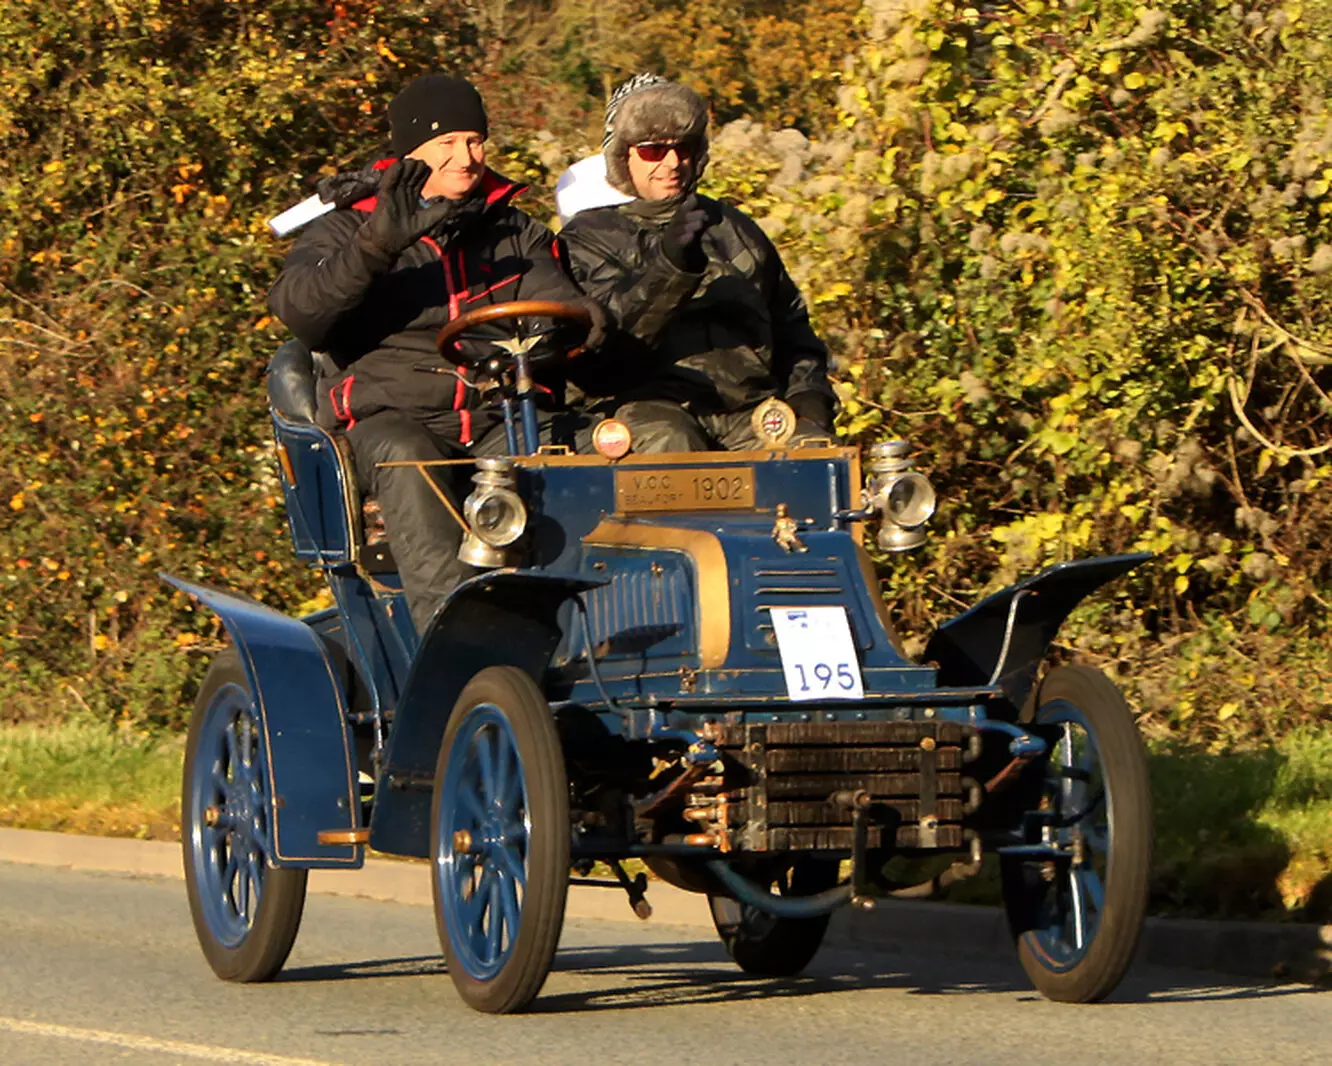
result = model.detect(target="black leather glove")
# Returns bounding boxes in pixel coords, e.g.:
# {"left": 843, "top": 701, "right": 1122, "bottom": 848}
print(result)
{"left": 356, "top": 159, "right": 460, "bottom": 260}
{"left": 315, "top": 163, "right": 383, "bottom": 209}
{"left": 661, "top": 194, "right": 709, "bottom": 273}
{"left": 787, "top": 391, "right": 836, "bottom": 432}
{"left": 573, "top": 296, "right": 609, "bottom": 350}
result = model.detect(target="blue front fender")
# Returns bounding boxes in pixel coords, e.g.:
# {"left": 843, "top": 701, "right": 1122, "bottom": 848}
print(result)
{"left": 162, "top": 575, "right": 361, "bottom": 868}
{"left": 370, "top": 568, "right": 606, "bottom": 858}
{"left": 921, "top": 553, "right": 1152, "bottom": 713}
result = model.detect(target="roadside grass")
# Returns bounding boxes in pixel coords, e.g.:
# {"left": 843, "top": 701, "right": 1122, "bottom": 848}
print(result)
{"left": 1149, "top": 728, "right": 1332, "bottom": 921}
{"left": 2, "top": 720, "right": 1329, "bottom": 921}
{"left": 0, "top": 721, "right": 182, "bottom": 841}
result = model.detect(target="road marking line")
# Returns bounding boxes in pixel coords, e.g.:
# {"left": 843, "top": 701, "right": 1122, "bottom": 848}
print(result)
{"left": 0, "top": 1016, "right": 339, "bottom": 1065}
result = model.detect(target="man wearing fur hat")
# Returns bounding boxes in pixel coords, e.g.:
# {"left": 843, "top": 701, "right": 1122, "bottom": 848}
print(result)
{"left": 557, "top": 74, "right": 836, "bottom": 453}
{"left": 269, "top": 74, "right": 606, "bottom": 634}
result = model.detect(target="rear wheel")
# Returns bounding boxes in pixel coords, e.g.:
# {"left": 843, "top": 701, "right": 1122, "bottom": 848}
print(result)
{"left": 182, "top": 648, "right": 307, "bottom": 982}
{"left": 1003, "top": 666, "right": 1152, "bottom": 1003}
{"left": 708, "top": 859, "right": 840, "bottom": 977}
{"left": 431, "top": 666, "right": 569, "bottom": 1013}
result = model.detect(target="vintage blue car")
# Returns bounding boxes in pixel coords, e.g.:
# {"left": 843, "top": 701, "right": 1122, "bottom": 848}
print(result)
{"left": 167, "top": 300, "right": 1153, "bottom": 1013}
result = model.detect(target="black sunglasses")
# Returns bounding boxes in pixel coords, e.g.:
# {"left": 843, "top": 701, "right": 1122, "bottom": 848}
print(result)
{"left": 632, "top": 139, "right": 697, "bottom": 163}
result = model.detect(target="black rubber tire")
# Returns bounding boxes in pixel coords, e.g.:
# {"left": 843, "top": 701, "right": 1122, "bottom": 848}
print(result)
{"left": 707, "top": 860, "right": 840, "bottom": 977}
{"left": 1005, "top": 665, "right": 1152, "bottom": 1004}
{"left": 182, "top": 648, "right": 308, "bottom": 982}
{"left": 431, "top": 666, "right": 569, "bottom": 1014}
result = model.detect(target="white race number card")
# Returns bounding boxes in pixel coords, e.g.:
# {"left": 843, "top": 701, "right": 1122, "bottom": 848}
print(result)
{"left": 769, "top": 606, "right": 865, "bottom": 701}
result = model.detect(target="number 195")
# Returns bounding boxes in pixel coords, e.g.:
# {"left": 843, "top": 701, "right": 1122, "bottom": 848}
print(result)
{"left": 794, "top": 662, "right": 856, "bottom": 691}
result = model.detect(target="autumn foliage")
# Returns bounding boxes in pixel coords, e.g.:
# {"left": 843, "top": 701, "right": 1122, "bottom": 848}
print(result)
{"left": 2, "top": 0, "right": 1330, "bottom": 749}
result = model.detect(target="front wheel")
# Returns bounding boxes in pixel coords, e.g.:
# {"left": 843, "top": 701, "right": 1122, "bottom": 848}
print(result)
{"left": 1003, "top": 665, "right": 1152, "bottom": 1003}
{"left": 431, "top": 666, "right": 569, "bottom": 1013}
{"left": 708, "top": 859, "right": 841, "bottom": 977}
{"left": 182, "top": 648, "right": 307, "bottom": 982}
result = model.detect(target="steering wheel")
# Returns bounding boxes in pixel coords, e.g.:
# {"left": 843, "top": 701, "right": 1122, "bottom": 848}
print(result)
{"left": 435, "top": 299, "right": 593, "bottom": 372}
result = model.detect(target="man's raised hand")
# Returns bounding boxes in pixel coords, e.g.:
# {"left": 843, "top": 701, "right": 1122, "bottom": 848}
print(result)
{"left": 359, "top": 159, "right": 459, "bottom": 259}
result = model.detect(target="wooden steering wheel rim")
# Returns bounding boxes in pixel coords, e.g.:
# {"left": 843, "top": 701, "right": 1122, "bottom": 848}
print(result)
{"left": 434, "top": 299, "right": 592, "bottom": 356}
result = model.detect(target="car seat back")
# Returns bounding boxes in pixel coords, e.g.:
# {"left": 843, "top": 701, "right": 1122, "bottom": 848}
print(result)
{"left": 268, "top": 340, "right": 360, "bottom": 564}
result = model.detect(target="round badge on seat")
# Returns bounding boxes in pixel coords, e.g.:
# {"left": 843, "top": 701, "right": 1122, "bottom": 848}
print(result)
{"left": 750, "top": 397, "right": 797, "bottom": 448}
{"left": 592, "top": 418, "right": 633, "bottom": 459}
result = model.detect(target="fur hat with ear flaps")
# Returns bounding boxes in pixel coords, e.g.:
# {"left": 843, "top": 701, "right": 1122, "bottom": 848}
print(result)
{"left": 602, "top": 74, "right": 710, "bottom": 197}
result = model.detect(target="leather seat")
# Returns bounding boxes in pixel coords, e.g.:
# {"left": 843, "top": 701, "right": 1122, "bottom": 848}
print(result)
{"left": 267, "top": 339, "right": 319, "bottom": 423}
{"left": 266, "top": 341, "right": 396, "bottom": 573}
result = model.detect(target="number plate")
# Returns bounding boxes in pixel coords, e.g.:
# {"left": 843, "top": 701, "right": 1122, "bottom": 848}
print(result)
{"left": 770, "top": 606, "right": 865, "bottom": 701}
{"left": 614, "top": 466, "right": 756, "bottom": 513}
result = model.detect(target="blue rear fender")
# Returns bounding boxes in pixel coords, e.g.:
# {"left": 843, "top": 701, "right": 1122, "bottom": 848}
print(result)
{"left": 368, "top": 568, "right": 606, "bottom": 858}
{"left": 921, "top": 553, "right": 1152, "bottom": 713}
{"left": 161, "top": 574, "right": 362, "bottom": 868}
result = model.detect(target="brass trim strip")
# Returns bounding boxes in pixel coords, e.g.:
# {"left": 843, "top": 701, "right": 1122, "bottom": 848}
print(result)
{"left": 855, "top": 543, "right": 908, "bottom": 657}
{"left": 514, "top": 446, "right": 859, "bottom": 469}
{"left": 317, "top": 828, "right": 370, "bottom": 846}
{"left": 275, "top": 442, "right": 297, "bottom": 488}
{"left": 849, "top": 448, "right": 864, "bottom": 545}
{"left": 376, "top": 447, "right": 860, "bottom": 470}
{"left": 583, "top": 519, "right": 731, "bottom": 669}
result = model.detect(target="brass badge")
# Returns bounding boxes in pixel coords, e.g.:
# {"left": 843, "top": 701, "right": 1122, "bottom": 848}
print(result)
{"left": 750, "top": 397, "right": 797, "bottom": 449}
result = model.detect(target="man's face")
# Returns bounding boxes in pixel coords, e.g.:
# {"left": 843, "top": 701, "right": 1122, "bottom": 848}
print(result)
{"left": 627, "top": 140, "right": 696, "bottom": 201}
{"left": 408, "top": 131, "right": 486, "bottom": 201}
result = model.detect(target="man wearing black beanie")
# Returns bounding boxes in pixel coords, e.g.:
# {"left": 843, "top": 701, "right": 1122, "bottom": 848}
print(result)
{"left": 268, "top": 74, "right": 608, "bottom": 635}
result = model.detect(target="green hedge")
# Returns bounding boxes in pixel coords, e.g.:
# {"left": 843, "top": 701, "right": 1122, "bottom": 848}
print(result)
{"left": 2, "top": 1, "right": 1330, "bottom": 749}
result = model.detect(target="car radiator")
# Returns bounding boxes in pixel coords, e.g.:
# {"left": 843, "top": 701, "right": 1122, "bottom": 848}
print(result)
{"left": 701, "top": 720, "right": 978, "bottom": 852}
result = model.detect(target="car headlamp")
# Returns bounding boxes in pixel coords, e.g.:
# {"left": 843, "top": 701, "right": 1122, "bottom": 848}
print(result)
{"left": 864, "top": 440, "right": 936, "bottom": 552}
{"left": 458, "top": 457, "right": 528, "bottom": 568}
{"left": 466, "top": 486, "right": 527, "bottom": 547}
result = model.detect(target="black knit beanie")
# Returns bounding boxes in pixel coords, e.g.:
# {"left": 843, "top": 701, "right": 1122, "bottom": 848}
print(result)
{"left": 389, "top": 75, "right": 489, "bottom": 157}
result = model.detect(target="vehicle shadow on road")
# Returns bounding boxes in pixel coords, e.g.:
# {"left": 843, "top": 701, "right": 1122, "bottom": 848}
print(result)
{"left": 272, "top": 941, "right": 1326, "bottom": 1009}
{"left": 277, "top": 954, "right": 447, "bottom": 983}
{"left": 531, "top": 940, "right": 1328, "bottom": 1013}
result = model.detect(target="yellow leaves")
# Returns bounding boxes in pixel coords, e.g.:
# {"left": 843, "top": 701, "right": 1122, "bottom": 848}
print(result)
{"left": 1123, "top": 72, "right": 1146, "bottom": 90}
{"left": 1099, "top": 54, "right": 1121, "bottom": 75}
{"left": 1151, "top": 120, "right": 1189, "bottom": 142}
{"left": 375, "top": 38, "right": 400, "bottom": 64}
{"left": 8, "top": 493, "right": 24, "bottom": 512}
{"left": 42, "top": 159, "right": 63, "bottom": 174}
{"left": 812, "top": 281, "right": 853, "bottom": 304}
{"left": 174, "top": 632, "right": 201, "bottom": 648}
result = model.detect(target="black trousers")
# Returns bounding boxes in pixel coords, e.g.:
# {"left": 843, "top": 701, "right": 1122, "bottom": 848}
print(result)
{"left": 345, "top": 406, "right": 581, "bottom": 633}
{"left": 345, "top": 411, "right": 478, "bottom": 636}
{"left": 601, "top": 400, "right": 829, "bottom": 453}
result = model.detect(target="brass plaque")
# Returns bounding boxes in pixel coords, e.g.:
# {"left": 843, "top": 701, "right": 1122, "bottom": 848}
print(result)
{"left": 614, "top": 466, "right": 756, "bottom": 513}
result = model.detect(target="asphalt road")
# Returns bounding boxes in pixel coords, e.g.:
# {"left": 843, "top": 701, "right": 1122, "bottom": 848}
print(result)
{"left": 1, "top": 861, "right": 1327, "bottom": 1066}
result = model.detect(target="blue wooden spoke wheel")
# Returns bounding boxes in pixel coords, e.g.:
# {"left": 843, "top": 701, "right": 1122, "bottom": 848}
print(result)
{"left": 431, "top": 666, "right": 569, "bottom": 1014}
{"left": 708, "top": 859, "right": 842, "bottom": 977}
{"left": 1003, "top": 665, "right": 1152, "bottom": 1003}
{"left": 182, "top": 648, "right": 307, "bottom": 982}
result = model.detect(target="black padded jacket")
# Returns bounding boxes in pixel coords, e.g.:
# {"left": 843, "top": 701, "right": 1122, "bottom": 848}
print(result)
{"left": 268, "top": 168, "right": 586, "bottom": 442}
{"left": 557, "top": 194, "right": 834, "bottom": 414}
